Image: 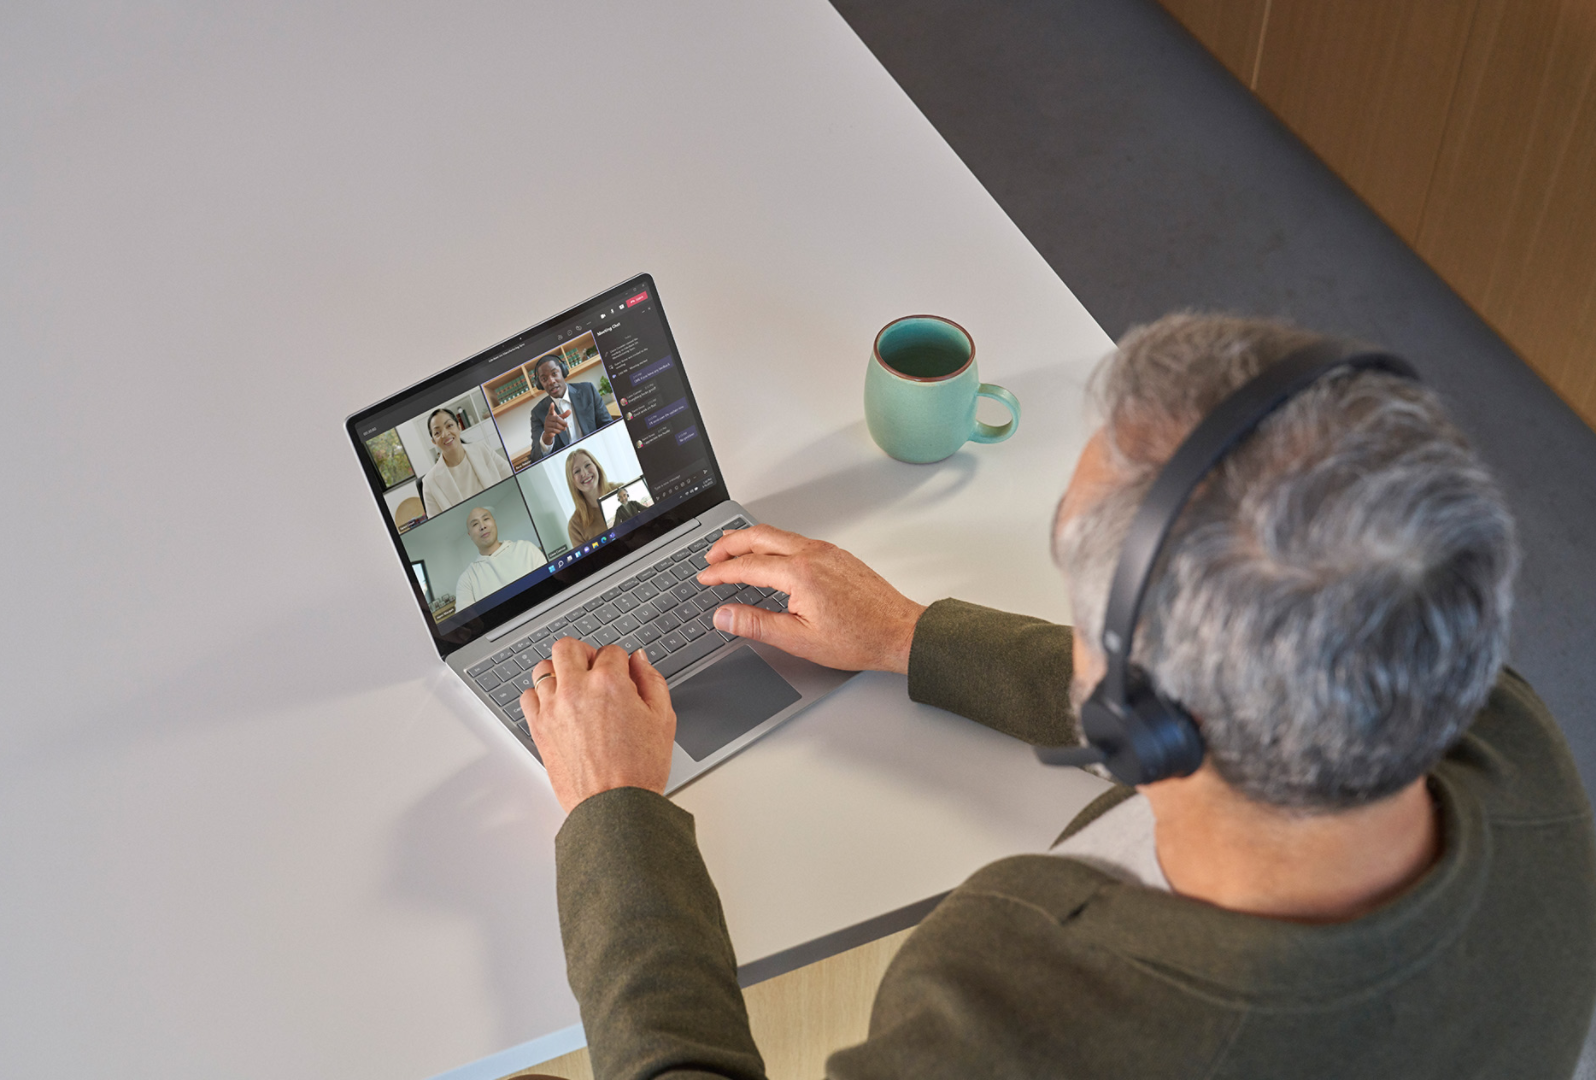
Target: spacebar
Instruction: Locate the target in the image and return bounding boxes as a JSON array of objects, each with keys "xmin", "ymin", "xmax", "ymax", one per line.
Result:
[{"xmin": 657, "ymin": 634, "xmax": 728, "ymax": 679}]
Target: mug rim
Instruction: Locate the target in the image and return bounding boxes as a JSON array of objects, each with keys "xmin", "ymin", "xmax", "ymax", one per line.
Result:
[{"xmin": 872, "ymin": 314, "xmax": 975, "ymax": 383}]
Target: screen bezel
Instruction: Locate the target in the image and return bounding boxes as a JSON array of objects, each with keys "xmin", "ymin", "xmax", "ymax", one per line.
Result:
[{"xmin": 345, "ymin": 273, "xmax": 730, "ymax": 659}]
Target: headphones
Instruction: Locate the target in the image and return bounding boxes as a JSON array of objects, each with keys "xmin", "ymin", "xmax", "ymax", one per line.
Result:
[
  {"xmin": 535, "ymin": 351, "xmax": 569, "ymax": 381},
  {"xmin": 1035, "ymin": 339, "xmax": 1420, "ymax": 785}
]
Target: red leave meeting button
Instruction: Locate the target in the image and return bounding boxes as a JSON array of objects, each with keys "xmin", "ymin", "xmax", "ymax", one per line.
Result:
[{"xmin": 626, "ymin": 290, "xmax": 650, "ymax": 307}]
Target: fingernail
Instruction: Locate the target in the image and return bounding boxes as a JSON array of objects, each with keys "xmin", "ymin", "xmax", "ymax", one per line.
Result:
[{"xmin": 713, "ymin": 607, "xmax": 732, "ymax": 631}]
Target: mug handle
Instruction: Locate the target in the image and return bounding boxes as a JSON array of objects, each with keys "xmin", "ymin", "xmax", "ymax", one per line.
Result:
[{"xmin": 969, "ymin": 384, "xmax": 1020, "ymax": 443}]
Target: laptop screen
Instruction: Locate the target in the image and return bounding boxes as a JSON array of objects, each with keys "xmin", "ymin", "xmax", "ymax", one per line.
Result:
[{"xmin": 346, "ymin": 274, "xmax": 728, "ymax": 655}]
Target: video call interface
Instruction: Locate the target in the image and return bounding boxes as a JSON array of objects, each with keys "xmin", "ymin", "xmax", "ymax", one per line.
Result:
[{"xmin": 355, "ymin": 285, "xmax": 718, "ymax": 630}]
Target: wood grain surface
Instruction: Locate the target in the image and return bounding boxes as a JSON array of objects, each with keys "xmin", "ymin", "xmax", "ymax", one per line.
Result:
[{"xmin": 1158, "ymin": 0, "xmax": 1596, "ymax": 429}]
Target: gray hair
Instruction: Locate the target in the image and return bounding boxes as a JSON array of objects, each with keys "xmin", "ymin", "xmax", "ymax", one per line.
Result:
[{"xmin": 1054, "ymin": 313, "xmax": 1518, "ymax": 810}]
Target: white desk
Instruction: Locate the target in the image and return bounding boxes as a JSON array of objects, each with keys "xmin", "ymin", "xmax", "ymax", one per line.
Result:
[{"xmin": 0, "ymin": 4, "xmax": 1115, "ymax": 1078}]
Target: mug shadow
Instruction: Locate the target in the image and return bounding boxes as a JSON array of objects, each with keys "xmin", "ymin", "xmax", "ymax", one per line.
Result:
[{"xmin": 743, "ymin": 420, "xmax": 981, "ymax": 538}]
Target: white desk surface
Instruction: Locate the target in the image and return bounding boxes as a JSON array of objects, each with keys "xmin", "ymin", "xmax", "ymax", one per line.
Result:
[{"xmin": 0, "ymin": 3, "xmax": 1116, "ymax": 1078}]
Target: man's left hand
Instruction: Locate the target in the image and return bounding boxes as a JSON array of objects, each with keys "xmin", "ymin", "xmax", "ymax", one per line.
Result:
[{"xmin": 522, "ymin": 639, "xmax": 676, "ymax": 814}]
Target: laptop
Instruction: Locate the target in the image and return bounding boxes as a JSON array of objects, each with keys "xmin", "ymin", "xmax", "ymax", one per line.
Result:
[{"xmin": 346, "ymin": 273, "xmax": 853, "ymax": 791}]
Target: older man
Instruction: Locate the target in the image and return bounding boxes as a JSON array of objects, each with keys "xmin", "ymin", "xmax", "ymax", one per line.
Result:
[{"xmin": 522, "ymin": 314, "xmax": 1596, "ymax": 1079}]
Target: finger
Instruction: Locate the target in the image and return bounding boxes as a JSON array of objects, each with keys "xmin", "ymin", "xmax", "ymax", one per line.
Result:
[
  {"xmin": 590, "ymin": 643, "xmax": 632, "ymax": 681},
  {"xmin": 696, "ymin": 552, "xmax": 799, "ymax": 591},
  {"xmin": 550, "ymin": 635, "xmax": 597, "ymax": 678},
  {"xmin": 704, "ymin": 523, "xmax": 808, "ymax": 564},
  {"xmin": 628, "ymin": 647, "xmax": 673, "ymax": 713},
  {"xmin": 713, "ymin": 602, "xmax": 805, "ymax": 650},
  {"xmin": 525, "ymin": 657, "xmax": 557, "ymax": 715}
]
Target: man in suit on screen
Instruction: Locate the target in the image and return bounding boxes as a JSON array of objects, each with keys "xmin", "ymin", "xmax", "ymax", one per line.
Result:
[{"xmin": 529, "ymin": 351, "xmax": 614, "ymax": 460}]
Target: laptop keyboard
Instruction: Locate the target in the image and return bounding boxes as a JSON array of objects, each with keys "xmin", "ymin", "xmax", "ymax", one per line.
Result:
[{"xmin": 462, "ymin": 518, "xmax": 789, "ymax": 727}]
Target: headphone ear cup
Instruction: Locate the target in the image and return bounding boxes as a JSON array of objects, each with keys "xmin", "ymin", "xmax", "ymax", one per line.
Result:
[{"xmin": 1122, "ymin": 673, "xmax": 1204, "ymax": 784}]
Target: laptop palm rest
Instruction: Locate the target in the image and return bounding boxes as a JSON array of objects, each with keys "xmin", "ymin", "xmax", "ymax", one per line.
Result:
[{"xmin": 672, "ymin": 646, "xmax": 802, "ymax": 761}]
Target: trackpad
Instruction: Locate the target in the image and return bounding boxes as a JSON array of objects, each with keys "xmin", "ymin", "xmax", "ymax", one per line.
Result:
[{"xmin": 673, "ymin": 646, "xmax": 802, "ymax": 761}]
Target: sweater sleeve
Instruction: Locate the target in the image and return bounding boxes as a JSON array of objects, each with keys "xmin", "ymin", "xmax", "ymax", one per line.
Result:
[
  {"xmin": 906, "ymin": 598, "xmax": 1081, "ymax": 748},
  {"xmin": 556, "ymin": 787, "xmax": 766, "ymax": 1080}
]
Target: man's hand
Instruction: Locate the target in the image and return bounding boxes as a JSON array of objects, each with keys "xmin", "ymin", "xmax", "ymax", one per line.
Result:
[
  {"xmin": 697, "ymin": 525, "xmax": 926, "ymax": 674},
  {"xmin": 540, "ymin": 400, "xmax": 570, "ymax": 446},
  {"xmin": 521, "ymin": 638, "xmax": 676, "ymax": 813}
]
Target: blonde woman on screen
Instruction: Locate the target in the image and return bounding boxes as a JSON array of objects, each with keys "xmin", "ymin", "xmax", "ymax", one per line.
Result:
[
  {"xmin": 565, "ymin": 448, "xmax": 615, "ymax": 548},
  {"xmin": 421, "ymin": 408, "xmax": 513, "ymax": 516}
]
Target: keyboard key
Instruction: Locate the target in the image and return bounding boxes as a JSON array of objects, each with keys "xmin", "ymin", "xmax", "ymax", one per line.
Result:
[
  {"xmin": 712, "ymin": 583, "xmax": 740, "ymax": 600},
  {"xmin": 504, "ymin": 700, "xmax": 523, "ymax": 720},
  {"xmin": 620, "ymin": 576, "xmax": 643, "ymax": 591},
  {"xmin": 756, "ymin": 597, "xmax": 783, "ymax": 613},
  {"xmin": 617, "ymin": 633, "xmax": 643, "ymax": 653},
  {"xmin": 492, "ymin": 648, "xmax": 514, "ymax": 664},
  {"xmin": 514, "ymin": 671, "xmax": 535, "ymax": 691},
  {"xmin": 511, "ymin": 638, "xmax": 534, "ymax": 652},
  {"xmin": 574, "ymin": 614, "xmax": 603, "ymax": 636},
  {"xmin": 653, "ymin": 559, "xmax": 671, "ymax": 572},
  {"xmin": 661, "ymin": 630, "xmax": 688, "ymax": 652},
  {"xmin": 772, "ymin": 591, "xmax": 789, "ymax": 602},
  {"xmin": 546, "ymin": 617, "xmax": 568, "ymax": 632},
  {"xmin": 516, "ymin": 653, "xmax": 538, "ymax": 670},
  {"xmin": 593, "ymin": 626, "xmax": 620, "ymax": 647},
  {"xmin": 637, "ymin": 623, "xmax": 663, "ymax": 644},
  {"xmin": 632, "ymin": 599, "xmax": 664, "ymax": 621},
  {"xmin": 689, "ymin": 538, "xmax": 710, "ymax": 552},
  {"xmin": 670, "ymin": 549, "xmax": 692, "ymax": 562},
  {"xmin": 681, "ymin": 619, "xmax": 707, "ymax": 640},
  {"xmin": 583, "ymin": 598, "xmax": 605, "ymax": 612},
  {"xmin": 726, "ymin": 518, "xmax": 748, "ymax": 529},
  {"xmin": 706, "ymin": 529, "xmax": 724, "ymax": 542},
  {"xmin": 494, "ymin": 661, "xmax": 520, "ymax": 682},
  {"xmin": 634, "ymin": 582, "xmax": 660, "ymax": 601},
  {"xmin": 645, "ymin": 641, "xmax": 669, "ymax": 665},
  {"xmin": 690, "ymin": 553, "xmax": 709, "ymax": 570},
  {"xmin": 612, "ymin": 614, "xmax": 641, "ymax": 635},
  {"xmin": 467, "ymin": 658, "xmax": 496, "ymax": 677},
  {"xmin": 693, "ymin": 593, "xmax": 721, "ymax": 613},
  {"xmin": 671, "ymin": 603, "xmax": 700, "ymax": 624},
  {"xmin": 532, "ymin": 639, "xmax": 554, "ymax": 659},
  {"xmin": 638, "ymin": 567, "xmax": 658, "ymax": 580},
  {"xmin": 732, "ymin": 587, "xmax": 764, "ymax": 608},
  {"xmin": 656, "ymin": 633, "xmax": 726, "ymax": 678},
  {"xmin": 475, "ymin": 671, "xmax": 502, "ymax": 691},
  {"xmin": 670, "ymin": 563, "xmax": 697, "ymax": 582},
  {"xmin": 652, "ymin": 610, "xmax": 682, "ymax": 633},
  {"xmin": 595, "ymin": 602, "xmax": 622, "ymax": 624},
  {"xmin": 602, "ymin": 587, "xmax": 622, "ymax": 602},
  {"xmin": 491, "ymin": 683, "xmax": 521, "ymax": 705},
  {"xmin": 614, "ymin": 592, "xmax": 640, "ymax": 613}
]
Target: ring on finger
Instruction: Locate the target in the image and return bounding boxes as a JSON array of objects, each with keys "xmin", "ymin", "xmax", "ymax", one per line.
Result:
[{"xmin": 533, "ymin": 672, "xmax": 556, "ymax": 690}]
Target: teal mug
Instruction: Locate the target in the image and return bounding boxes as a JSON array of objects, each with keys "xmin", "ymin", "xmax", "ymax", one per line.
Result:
[{"xmin": 864, "ymin": 315, "xmax": 1020, "ymax": 463}]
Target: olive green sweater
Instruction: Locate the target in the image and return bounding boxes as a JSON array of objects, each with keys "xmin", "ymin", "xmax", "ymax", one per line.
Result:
[{"xmin": 555, "ymin": 600, "xmax": 1596, "ymax": 1079}]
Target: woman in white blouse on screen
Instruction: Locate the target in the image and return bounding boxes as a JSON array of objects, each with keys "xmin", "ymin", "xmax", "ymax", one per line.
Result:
[{"xmin": 420, "ymin": 408, "xmax": 513, "ymax": 516}]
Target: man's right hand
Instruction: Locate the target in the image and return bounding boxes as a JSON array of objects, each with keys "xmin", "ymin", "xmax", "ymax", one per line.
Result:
[
  {"xmin": 697, "ymin": 525, "xmax": 926, "ymax": 675},
  {"xmin": 541, "ymin": 401, "xmax": 570, "ymax": 446}
]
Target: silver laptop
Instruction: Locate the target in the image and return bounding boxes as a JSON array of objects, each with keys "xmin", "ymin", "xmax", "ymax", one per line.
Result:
[{"xmin": 347, "ymin": 273, "xmax": 852, "ymax": 790}]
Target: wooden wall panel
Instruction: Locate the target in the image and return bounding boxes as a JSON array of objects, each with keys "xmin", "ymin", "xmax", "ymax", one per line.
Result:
[
  {"xmin": 1156, "ymin": 0, "xmax": 1270, "ymax": 85},
  {"xmin": 1251, "ymin": 0, "xmax": 1480, "ymax": 241},
  {"xmin": 1417, "ymin": 0, "xmax": 1596, "ymax": 425}
]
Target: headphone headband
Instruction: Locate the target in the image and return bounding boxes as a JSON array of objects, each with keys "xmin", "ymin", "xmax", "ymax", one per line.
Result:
[{"xmin": 1097, "ymin": 342, "xmax": 1417, "ymax": 699}]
